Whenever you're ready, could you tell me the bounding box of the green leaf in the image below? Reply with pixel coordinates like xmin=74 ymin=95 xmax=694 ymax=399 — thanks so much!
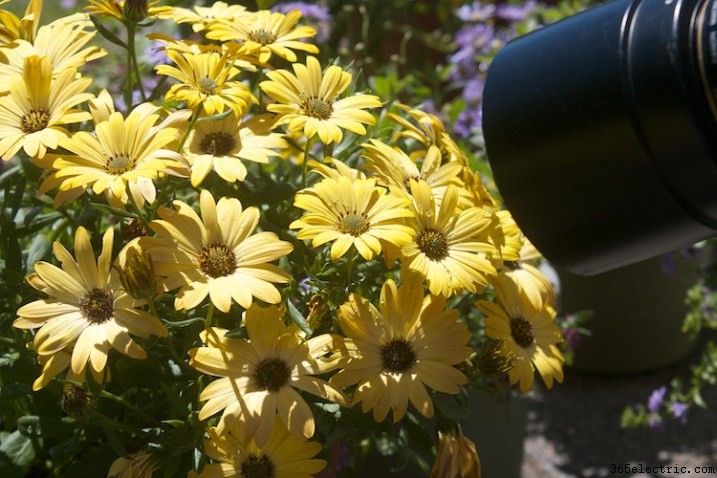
xmin=286 ymin=299 xmax=312 ymax=336
xmin=90 ymin=202 xmax=138 ymax=219
xmin=255 ymin=0 xmax=277 ymax=9
xmin=1 ymin=221 xmax=22 ymax=274
xmin=0 ymin=430 xmax=36 ymax=471
xmin=9 ymin=176 xmax=25 ymax=221
xmin=90 ymin=16 xmax=127 ymax=48
xmin=99 ymin=420 xmax=129 ymax=459
xmin=403 ymin=414 xmax=435 ymax=456
xmin=161 ymin=420 xmax=185 ymax=428
xmin=0 ymin=353 xmax=19 ymax=368
xmin=196 ymin=109 xmax=234 ymax=123
xmin=163 ymin=316 xmax=205 ymax=328
xmin=25 ymin=234 xmax=51 ymax=274
xmin=17 ymin=416 xmax=74 ymax=440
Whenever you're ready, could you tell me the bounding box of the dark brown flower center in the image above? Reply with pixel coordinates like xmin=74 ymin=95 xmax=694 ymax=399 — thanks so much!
xmin=302 ymin=97 xmax=333 ymax=120
xmin=417 ymin=228 xmax=449 ymax=261
xmin=21 ymin=108 xmax=50 ymax=133
xmin=248 ymin=28 xmax=277 ymax=45
xmin=240 ymin=455 xmax=275 ymax=478
xmin=200 ymin=131 xmax=236 ymax=156
xmin=338 ymin=212 xmax=369 ymax=237
xmin=79 ymin=288 xmax=115 ymax=324
xmin=253 ymin=358 xmax=291 ymax=392
xmin=510 ymin=317 xmax=535 ymax=348
xmin=199 ymin=242 xmax=237 ymax=278
xmin=198 ymin=76 xmax=218 ymax=95
xmin=105 ymin=154 xmax=134 ymax=175
xmin=381 ymin=338 xmax=416 ymax=373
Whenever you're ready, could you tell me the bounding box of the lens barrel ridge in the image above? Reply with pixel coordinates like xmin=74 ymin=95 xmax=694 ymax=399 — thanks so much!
xmin=483 ymin=0 xmax=717 ymax=275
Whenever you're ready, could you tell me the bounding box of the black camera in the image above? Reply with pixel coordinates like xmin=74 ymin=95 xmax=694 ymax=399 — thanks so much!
xmin=483 ymin=0 xmax=717 ymax=275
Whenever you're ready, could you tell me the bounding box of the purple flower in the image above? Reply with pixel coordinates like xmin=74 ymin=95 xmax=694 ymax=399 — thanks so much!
xmin=298 ymin=278 xmax=311 ymax=294
xmin=60 ymin=0 xmax=78 ymax=9
xmin=274 ymin=2 xmax=332 ymax=43
xmin=661 ymin=253 xmax=676 ymax=276
xmin=496 ymin=1 xmax=538 ymax=22
xmin=457 ymin=2 xmax=496 ymax=22
xmin=648 ymin=417 xmax=665 ymax=432
xmin=454 ymin=107 xmax=482 ymax=139
xmin=463 ymin=77 xmax=485 ymax=103
xmin=670 ymin=402 xmax=688 ymax=421
xmin=562 ymin=326 xmax=582 ymax=351
xmin=647 ymin=386 xmax=667 ymax=413
xmin=274 ymin=2 xmax=331 ymax=21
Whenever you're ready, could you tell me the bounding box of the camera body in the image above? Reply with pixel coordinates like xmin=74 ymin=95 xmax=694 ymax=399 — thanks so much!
xmin=483 ymin=0 xmax=717 ymax=275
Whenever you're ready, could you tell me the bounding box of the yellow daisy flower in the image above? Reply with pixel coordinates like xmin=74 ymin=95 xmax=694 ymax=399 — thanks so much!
xmin=206 ymin=9 xmax=318 ymax=64
xmin=495 ymin=213 xmax=556 ymax=310
xmin=147 ymin=34 xmax=257 ymax=73
xmin=290 ymin=176 xmax=415 ymax=262
xmin=189 ymin=305 xmax=347 ymax=446
xmin=331 ymin=279 xmax=472 ymax=423
xmin=107 ymin=451 xmax=160 ymax=478
xmin=13 ymin=227 xmax=168 ymax=384
xmin=0 ymin=17 xmax=106 ymax=90
xmin=156 ymin=49 xmax=254 ymax=116
xmin=51 ymin=105 xmax=188 ymax=208
xmin=389 ymin=103 xmax=468 ymax=164
xmin=261 ymin=56 xmax=382 ymax=144
xmin=402 ymin=181 xmax=497 ymax=297
xmin=153 ymin=2 xmax=248 ymax=33
xmin=361 ymin=139 xmax=463 ymax=199
xmin=86 ymin=0 xmax=161 ymax=22
xmin=185 ymin=113 xmax=287 ymax=186
xmin=144 ymin=190 xmax=293 ymax=313
xmin=308 ymin=157 xmax=366 ymax=181
xmin=32 ymin=348 xmax=80 ymax=391
xmin=199 ymin=419 xmax=326 ymax=478
xmin=0 ymin=0 xmax=42 ymax=44
xmin=0 ymin=55 xmax=92 ymax=161
xmin=475 ymin=274 xmax=564 ymax=392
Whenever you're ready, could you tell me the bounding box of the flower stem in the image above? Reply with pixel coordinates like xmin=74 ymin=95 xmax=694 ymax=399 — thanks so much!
xmin=204 ymin=302 xmax=215 ymax=330
xmin=125 ymin=22 xmax=136 ymax=111
xmin=301 ymin=136 xmax=314 ymax=189
xmin=177 ymin=106 xmax=201 ymax=153
xmin=127 ymin=22 xmax=146 ymax=102
xmin=345 ymin=247 xmax=355 ymax=289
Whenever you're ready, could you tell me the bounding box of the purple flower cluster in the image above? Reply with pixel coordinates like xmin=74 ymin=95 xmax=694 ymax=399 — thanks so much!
xmin=645 ymin=385 xmax=689 ymax=430
xmin=273 ymin=2 xmax=332 ymax=43
xmin=448 ymin=1 xmax=538 ymax=139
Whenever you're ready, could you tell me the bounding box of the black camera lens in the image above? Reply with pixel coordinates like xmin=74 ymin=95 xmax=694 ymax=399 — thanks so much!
xmin=483 ymin=0 xmax=717 ymax=275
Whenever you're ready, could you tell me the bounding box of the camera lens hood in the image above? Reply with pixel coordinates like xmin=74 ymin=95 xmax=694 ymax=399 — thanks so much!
xmin=483 ymin=0 xmax=717 ymax=274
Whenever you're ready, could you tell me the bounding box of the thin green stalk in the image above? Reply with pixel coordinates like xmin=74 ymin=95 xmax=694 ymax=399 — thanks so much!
xmin=177 ymin=106 xmax=201 ymax=153
xmin=204 ymin=302 xmax=215 ymax=330
xmin=301 ymin=136 xmax=314 ymax=189
xmin=127 ymin=22 xmax=146 ymax=102
xmin=125 ymin=22 xmax=135 ymax=111
xmin=345 ymin=247 xmax=355 ymax=289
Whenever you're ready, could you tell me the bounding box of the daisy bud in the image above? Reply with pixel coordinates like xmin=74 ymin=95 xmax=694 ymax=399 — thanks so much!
xmin=118 ymin=248 xmax=156 ymax=300
xmin=61 ymin=384 xmax=94 ymax=419
xmin=475 ymin=339 xmax=513 ymax=378
xmin=431 ymin=430 xmax=482 ymax=478
xmin=121 ymin=218 xmax=147 ymax=241
xmin=122 ymin=0 xmax=148 ymax=23
xmin=305 ymin=294 xmax=326 ymax=329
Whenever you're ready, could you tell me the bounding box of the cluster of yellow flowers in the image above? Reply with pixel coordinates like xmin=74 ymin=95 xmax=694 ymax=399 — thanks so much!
xmin=3 ymin=1 xmax=565 ymax=476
